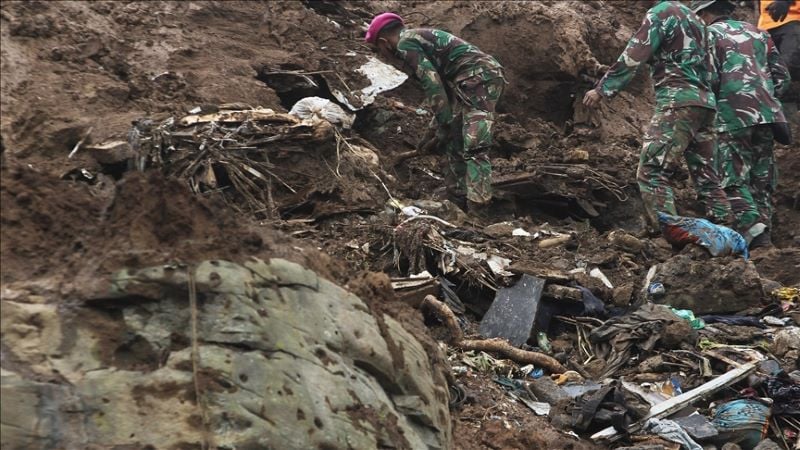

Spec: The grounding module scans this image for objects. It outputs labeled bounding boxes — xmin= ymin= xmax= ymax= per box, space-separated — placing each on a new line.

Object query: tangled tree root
xmin=422 ymin=295 xmax=566 ymax=374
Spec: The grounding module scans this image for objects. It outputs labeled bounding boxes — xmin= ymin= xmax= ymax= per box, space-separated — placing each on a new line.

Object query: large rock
xmin=0 ymin=258 xmax=451 ymax=449
xmin=651 ymin=254 xmax=765 ymax=314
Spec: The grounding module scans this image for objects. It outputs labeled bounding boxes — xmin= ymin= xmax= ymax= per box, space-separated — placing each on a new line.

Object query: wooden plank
xmin=591 ymin=362 xmax=757 ymax=442
xmin=543 ymin=284 xmax=583 ymax=302
xmin=508 ymin=265 xmax=573 ymax=283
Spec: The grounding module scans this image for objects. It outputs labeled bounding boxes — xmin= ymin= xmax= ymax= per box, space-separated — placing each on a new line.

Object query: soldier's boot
xmin=739 ymin=222 xmax=767 ymax=245
xmin=749 ymin=228 xmax=773 ymax=249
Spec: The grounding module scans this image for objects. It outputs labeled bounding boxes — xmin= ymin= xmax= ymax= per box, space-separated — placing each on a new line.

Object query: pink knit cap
xmin=365 ymin=12 xmax=403 ymax=44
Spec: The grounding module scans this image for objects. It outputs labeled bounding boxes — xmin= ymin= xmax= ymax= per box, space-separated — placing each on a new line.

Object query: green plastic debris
xmin=536 ymin=332 xmax=552 ymax=353
xmin=670 ymin=307 xmax=705 ymax=330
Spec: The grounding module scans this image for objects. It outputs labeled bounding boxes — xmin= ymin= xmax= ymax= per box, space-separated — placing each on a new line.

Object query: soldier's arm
xmin=766 ymin=35 xmax=791 ymax=96
xmin=596 ymin=10 xmax=663 ymax=98
xmin=708 ymin=30 xmax=723 ymax=96
xmin=396 ymin=40 xmax=453 ymax=127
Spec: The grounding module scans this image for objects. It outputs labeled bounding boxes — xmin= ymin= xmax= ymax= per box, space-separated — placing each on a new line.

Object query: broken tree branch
xmin=68 ymin=127 xmax=94 ymax=159
xmin=421 ymin=295 xmax=566 ymax=374
xmin=421 ymin=294 xmax=464 ymax=342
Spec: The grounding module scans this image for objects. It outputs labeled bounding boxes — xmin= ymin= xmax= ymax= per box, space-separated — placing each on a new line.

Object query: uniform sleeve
xmin=596 ymin=10 xmax=663 ymax=98
xmin=396 ymin=38 xmax=453 ymax=127
xmin=708 ymin=30 xmax=724 ymax=96
xmin=766 ymin=35 xmax=791 ymax=96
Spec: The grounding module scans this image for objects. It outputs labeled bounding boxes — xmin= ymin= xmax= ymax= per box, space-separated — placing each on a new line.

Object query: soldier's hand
xmin=582 ymin=89 xmax=603 ymax=108
xmin=767 ymin=0 xmax=791 ymax=22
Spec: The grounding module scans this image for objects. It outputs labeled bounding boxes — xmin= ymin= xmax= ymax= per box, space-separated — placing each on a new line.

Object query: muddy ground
xmin=1 ymin=1 xmax=799 ymax=449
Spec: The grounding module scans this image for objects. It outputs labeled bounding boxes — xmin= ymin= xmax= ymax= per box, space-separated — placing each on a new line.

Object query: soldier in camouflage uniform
xmin=365 ymin=13 xmax=505 ymax=206
xmin=693 ymin=0 xmax=791 ymax=247
xmin=584 ymin=0 xmax=732 ymax=231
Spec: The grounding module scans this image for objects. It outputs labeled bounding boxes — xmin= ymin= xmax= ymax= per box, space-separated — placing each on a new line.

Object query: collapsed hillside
xmin=1 ymin=1 xmax=799 ymax=449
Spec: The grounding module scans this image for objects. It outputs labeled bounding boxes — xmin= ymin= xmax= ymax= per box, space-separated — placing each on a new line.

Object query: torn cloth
xmin=589 ymin=303 xmax=696 ymax=378
xmin=644 ymin=418 xmax=703 ymax=450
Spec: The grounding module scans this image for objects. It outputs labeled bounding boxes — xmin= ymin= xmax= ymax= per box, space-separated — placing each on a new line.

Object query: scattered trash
xmin=512 ymin=228 xmax=531 ymax=237
xmin=589 ymin=267 xmax=613 ymax=289
xmin=772 ymin=287 xmax=799 ymax=303
xmin=648 ymin=282 xmax=666 ymax=298
xmin=330 ymin=56 xmax=408 ymax=111
xmin=589 ymin=303 xmax=697 ymax=378
xmin=486 ymin=255 xmax=513 ymax=277
xmin=644 ymin=418 xmax=703 ymax=450
xmin=289 ymin=96 xmax=355 ymax=128
xmin=609 ymin=230 xmax=645 ymax=253
xmin=592 ymin=363 xmax=757 ymax=442
xmin=762 ymin=316 xmax=791 ymax=327
xmin=672 ymin=414 xmax=719 ymax=440
xmin=537 ymin=332 xmax=552 ymax=353
xmin=700 ymin=315 xmax=765 ymax=328
xmin=518 ymin=365 xmax=544 ymax=380
xmin=670 ymin=308 xmax=705 ymax=330
xmin=401 ymin=205 xmax=424 ymax=217
xmin=539 ymin=234 xmax=572 ymax=249
xmin=711 ymin=399 xmax=771 ymax=450
xmin=658 ymin=212 xmax=749 ymax=259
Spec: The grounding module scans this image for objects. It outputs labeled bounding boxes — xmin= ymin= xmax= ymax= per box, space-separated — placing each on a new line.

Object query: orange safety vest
xmin=759 ymin=0 xmax=800 ymax=31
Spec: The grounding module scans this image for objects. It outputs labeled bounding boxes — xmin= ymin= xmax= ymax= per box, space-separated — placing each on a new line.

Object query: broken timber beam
xmin=508 ymin=265 xmax=573 ymax=283
xmin=591 ymin=362 xmax=757 ymax=443
xmin=543 ymin=284 xmax=583 ymax=302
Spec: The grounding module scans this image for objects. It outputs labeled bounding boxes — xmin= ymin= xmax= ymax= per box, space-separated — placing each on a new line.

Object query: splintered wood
xmin=131 ymin=108 xmax=333 ymax=218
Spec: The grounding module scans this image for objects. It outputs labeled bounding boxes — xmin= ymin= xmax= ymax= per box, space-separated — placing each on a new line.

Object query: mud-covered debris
xmin=327 ymin=56 xmax=408 ymax=111
xmin=589 ymin=304 xmax=697 ymax=379
xmin=650 ymin=254 xmax=765 ymax=315
xmin=592 ymin=363 xmax=758 ymax=443
xmin=643 ymin=418 xmax=702 ymax=450
xmin=423 ymin=295 xmax=566 ymax=373
xmin=671 ymin=414 xmax=718 ymax=441
xmin=289 ymin=96 xmax=355 ymax=128
xmin=130 ymin=106 xmax=391 ymax=219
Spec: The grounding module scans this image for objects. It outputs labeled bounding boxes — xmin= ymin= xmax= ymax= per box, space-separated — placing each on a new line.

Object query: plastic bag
xmin=670 ymin=308 xmax=705 ymax=330
xmin=289 ymin=96 xmax=354 ymax=129
xmin=658 ymin=212 xmax=749 ymax=259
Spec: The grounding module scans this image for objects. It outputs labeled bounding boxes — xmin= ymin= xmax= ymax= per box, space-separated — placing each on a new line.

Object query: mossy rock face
xmin=1 ymin=258 xmax=451 ymax=450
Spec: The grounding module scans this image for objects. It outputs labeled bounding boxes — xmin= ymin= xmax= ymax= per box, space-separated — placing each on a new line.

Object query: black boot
xmin=749 ymin=229 xmax=773 ymax=249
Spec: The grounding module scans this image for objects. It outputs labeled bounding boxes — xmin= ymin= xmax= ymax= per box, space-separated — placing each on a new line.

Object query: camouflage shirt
xmin=708 ymin=17 xmax=790 ymax=131
xmin=395 ymin=28 xmax=503 ymax=126
xmin=596 ymin=0 xmax=716 ymax=110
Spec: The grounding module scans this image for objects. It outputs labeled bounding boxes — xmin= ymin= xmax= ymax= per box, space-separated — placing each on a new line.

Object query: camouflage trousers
xmin=719 ymin=124 xmax=777 ymax=231
xmin=442 ymin=70 xmax=505 ymax=204
xmin=637 ymin=106 xmax=732 ymax=229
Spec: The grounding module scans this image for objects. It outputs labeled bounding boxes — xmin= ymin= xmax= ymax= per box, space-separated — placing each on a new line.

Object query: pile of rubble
xmin=124 ymin=102 xmax=799 ymax=449
xmin=399 ymin=209 xmax=800 ymax=449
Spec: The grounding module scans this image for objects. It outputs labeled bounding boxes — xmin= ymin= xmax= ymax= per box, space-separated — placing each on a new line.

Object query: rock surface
xmin=1 ymin=258 xmax=451 ymax=449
